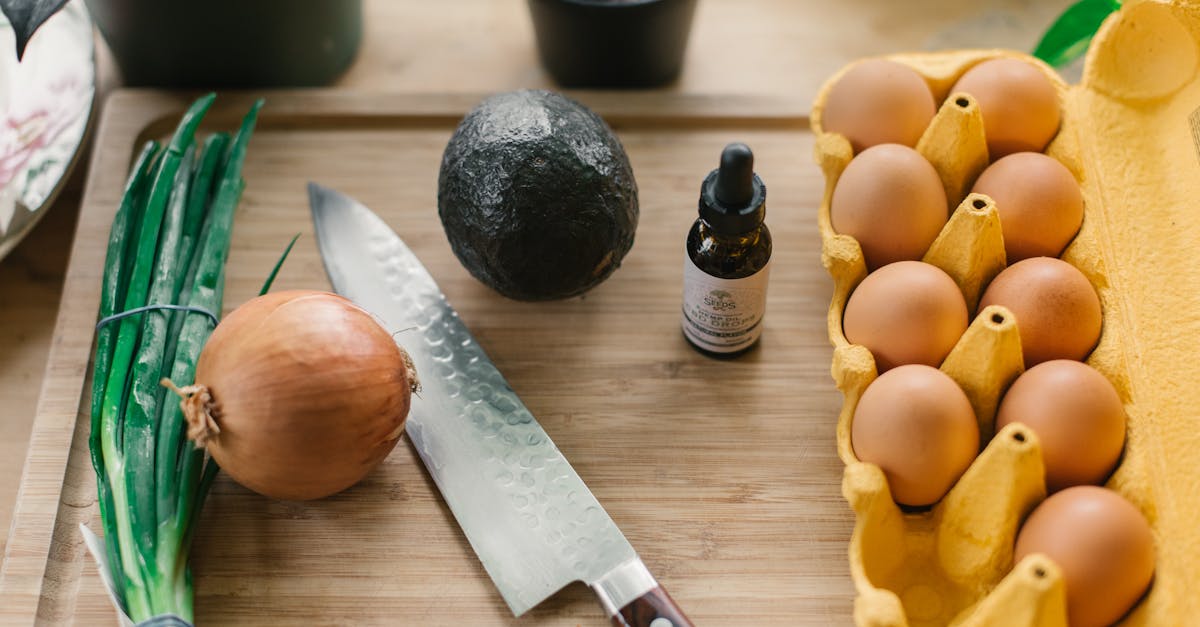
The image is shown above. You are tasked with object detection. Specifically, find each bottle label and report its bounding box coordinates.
[681,253,771,353]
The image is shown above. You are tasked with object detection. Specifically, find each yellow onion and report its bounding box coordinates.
[176,290,418,500]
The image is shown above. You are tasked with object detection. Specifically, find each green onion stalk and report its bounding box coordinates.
[89,95,263,622]
[1034,0,1122,68]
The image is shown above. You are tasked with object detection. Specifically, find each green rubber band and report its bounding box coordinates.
[95,304,218,330]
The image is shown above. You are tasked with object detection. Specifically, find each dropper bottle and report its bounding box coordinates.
[681,142,772,358]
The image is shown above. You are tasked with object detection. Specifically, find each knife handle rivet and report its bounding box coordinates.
[650,619,674,627]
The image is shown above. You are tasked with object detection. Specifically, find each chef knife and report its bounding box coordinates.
[309,183,692,627]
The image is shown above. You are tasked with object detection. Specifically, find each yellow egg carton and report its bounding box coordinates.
[810,1,1200,625]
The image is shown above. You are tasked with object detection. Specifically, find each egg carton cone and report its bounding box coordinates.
[810,1,1200,625]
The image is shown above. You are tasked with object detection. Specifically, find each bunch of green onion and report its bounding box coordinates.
[89,94,261,623]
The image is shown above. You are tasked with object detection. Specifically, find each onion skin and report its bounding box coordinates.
[187,290,417,501]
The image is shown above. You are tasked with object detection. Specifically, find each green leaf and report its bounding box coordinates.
[1034,0,1122,68]
[0,0,70,60]
[260,233,300,295]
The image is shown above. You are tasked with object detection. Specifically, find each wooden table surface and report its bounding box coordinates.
[0,0,1071,599]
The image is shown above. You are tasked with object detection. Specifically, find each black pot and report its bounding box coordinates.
[527,0,698,88]
[85,0,362,87]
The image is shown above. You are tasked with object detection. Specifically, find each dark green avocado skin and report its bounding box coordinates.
[438,90,639,301]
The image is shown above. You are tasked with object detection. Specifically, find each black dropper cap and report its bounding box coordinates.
[699,142,766,234]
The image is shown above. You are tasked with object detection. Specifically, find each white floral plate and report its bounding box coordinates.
[0,0,95,261]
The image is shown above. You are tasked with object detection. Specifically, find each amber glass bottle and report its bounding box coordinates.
[681,143,772,358]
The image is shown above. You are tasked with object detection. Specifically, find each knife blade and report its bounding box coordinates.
[308,183,691,627]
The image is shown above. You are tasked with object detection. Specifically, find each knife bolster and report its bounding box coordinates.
[591,558,658,616]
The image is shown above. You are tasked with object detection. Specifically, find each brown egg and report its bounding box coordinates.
[830,144,948,270]
[844,261,968,372]
[1015,486,1155,627]
[997,360,1125,492]
[851,364,979,506]
[978,258,1101,367]
[950,58,1061,158]
[822,59,937,152]
[972,152,1084,262]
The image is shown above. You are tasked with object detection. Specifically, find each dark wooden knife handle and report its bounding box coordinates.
[610,585,693,627]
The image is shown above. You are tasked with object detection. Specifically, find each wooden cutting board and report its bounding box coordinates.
[0,91,854,625]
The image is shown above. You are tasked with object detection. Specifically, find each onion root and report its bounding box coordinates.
[161,378,221,447]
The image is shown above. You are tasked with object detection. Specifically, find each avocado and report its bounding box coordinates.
[437,90,639,301]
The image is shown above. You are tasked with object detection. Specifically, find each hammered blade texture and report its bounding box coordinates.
[310,185,636,616]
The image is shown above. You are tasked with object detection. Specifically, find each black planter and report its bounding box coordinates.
[527,0,698,88]
[85,0,362,87]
